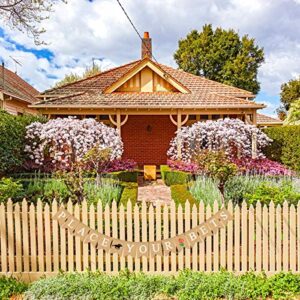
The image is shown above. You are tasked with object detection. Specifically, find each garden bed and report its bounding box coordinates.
[3,271,300,299]
[0,171,139,206]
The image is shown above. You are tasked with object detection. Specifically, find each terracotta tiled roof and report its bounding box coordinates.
[34,58,263,109]
[257,113,283,125]
[0,66,39,104]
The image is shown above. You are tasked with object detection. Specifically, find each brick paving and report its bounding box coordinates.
[137,179,172,205]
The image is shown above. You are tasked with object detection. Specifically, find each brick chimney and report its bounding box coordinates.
[141,32,152,59]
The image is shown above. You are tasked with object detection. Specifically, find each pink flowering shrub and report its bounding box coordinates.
[168,118,272,161]
[232,157,293,176]
[167,159,199,174]
[25,118,123,171]
[102,159,137,173]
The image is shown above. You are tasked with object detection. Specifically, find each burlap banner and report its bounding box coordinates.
[53,206,232,257]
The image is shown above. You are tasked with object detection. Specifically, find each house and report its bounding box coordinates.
[32,32,266,165]
[257,113,283,128]
[0,63,38,115]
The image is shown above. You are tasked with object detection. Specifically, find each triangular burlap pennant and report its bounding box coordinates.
[110,238,126,254]
[206,216,222,233]
[161,238,176,255]
[53,207,69,222]
[122,242,137,257]
[61,216,81,234]
[196,222,212,240]
[186,229,203,248]
[216,208,233,225]
[96,235,113,251]
[54,208,72,227]
[83,229,102,246]
[149,241,163,257]
[174,233,192,250]
[136,242,149,258]
[74,223,91,241]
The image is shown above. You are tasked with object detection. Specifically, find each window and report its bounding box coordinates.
[212,115,220,120]
[200,115,209,120]
[188,115,197,120]
[99,115,109,120]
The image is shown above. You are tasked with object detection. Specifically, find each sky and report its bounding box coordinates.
[0,0,300,117]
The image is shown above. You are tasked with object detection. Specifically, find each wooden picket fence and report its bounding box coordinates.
[0,199,299,282]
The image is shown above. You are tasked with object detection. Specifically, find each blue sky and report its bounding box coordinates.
[1,0,300,117]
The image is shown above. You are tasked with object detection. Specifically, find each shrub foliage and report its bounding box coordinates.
[0,276,28,300]
[264,126,300,171]
[0,110,45,175]
[24,270,300,300]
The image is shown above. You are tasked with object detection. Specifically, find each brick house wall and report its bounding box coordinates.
[121,115,176,165]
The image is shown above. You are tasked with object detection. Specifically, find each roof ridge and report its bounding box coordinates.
[2,67,39,103]
[257,113,282,121]
[5,73,37,100]
[4,68,39,93]
[40,59,142,94]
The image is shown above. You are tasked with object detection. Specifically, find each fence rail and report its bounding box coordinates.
[0,199,299,282]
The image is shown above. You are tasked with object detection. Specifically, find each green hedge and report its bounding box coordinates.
[0,110,46,175]
[160,165,171,181]
[171,184,197,206]
[264,126,300,172]
[119,182,138,206]
[104,171,138,183]
[161,169,191,186]
[24,270,300,300]
[0,276,28,300]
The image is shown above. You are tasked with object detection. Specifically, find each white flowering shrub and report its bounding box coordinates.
[25,118,123,170]
[168,118,272,162]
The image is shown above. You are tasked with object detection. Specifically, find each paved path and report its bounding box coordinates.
[137,179,172,205]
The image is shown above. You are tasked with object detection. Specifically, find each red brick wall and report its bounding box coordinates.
[122,115,176,165]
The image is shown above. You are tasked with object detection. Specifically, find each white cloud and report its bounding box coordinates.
[0,0,299,106]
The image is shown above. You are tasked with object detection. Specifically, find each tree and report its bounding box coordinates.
[54,64,101,87]
[168,118,271,162]
[174,24,264,94]
[0,0,65,45]
[280,77,300,111]
[284,99,300,125]
[25,118,123,171]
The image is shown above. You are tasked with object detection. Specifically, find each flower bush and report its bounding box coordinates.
[167,159,199,173]
[232,157,293,176]
[25,118,123,171]
[168,118,271,161]
[103,159,137,173]
[193,150,238,196]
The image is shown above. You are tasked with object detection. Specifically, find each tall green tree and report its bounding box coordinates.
[280,77,300,110]
[284,99,300,125]
[54,64,101,87]
[174,24,264,94]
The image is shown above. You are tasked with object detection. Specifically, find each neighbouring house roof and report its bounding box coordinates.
[33,58,264,110]
[0,66,39,104]
[257,113,283,126]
